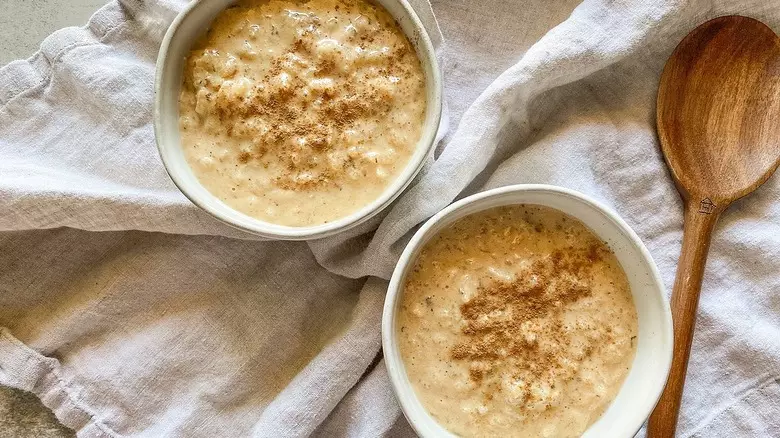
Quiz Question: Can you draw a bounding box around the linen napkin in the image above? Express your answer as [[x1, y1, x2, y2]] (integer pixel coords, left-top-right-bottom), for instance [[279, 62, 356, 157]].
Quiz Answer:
[[1, 0, 780, 437]]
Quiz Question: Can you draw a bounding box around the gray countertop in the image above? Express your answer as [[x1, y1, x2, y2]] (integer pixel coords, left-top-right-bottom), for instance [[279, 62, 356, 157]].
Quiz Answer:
[[0, 386, 74, 437], [0, 0, 109, 64], [0, 3, 107, 434]]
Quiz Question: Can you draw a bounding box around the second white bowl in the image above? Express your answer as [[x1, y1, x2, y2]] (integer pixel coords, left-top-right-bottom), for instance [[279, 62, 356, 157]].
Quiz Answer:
[[382, 184, 673, 437]]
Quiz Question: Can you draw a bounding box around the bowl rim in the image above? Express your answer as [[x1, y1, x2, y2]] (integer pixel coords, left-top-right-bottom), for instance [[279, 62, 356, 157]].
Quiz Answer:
[[381, 183, 673, 437], [153, 0, 443, 240]]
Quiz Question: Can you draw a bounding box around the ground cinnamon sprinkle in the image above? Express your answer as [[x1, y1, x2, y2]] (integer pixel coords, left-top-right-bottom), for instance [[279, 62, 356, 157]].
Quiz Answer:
[[314, 59, 336, 76], [450, 244, 607, 405], [213, 48, 383, 188]]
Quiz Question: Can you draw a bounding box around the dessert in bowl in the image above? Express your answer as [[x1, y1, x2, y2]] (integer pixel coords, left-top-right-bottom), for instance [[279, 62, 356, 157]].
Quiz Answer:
[[383, 185, 673, 437], [155, 0, 442, 239]]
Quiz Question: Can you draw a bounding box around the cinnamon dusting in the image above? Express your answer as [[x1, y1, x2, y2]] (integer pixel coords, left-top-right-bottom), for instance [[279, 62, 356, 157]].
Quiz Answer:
[[450, 243, 608, 407]]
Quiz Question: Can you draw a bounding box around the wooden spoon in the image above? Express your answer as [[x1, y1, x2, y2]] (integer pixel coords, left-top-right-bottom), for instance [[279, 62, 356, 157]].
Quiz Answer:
[[647, 15, 780, 437]]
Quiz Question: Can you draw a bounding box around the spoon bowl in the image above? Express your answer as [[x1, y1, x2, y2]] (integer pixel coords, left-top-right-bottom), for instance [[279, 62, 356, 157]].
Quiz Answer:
[[648, 15, 780, 437], [657, 15, 780, 209]]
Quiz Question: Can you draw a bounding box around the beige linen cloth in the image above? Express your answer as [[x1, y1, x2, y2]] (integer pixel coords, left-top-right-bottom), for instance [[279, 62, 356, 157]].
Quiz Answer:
[[1, 0, 780, 436]]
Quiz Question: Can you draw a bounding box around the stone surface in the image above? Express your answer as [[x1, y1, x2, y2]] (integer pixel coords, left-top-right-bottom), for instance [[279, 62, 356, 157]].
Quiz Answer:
[[0, 0, 109, 64], [0, 386, 74, 437]]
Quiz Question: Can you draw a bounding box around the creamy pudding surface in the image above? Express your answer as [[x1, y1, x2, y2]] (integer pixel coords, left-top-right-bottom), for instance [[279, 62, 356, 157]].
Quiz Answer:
[[178, 0, 426, 226], [398, 205, 638, 438]]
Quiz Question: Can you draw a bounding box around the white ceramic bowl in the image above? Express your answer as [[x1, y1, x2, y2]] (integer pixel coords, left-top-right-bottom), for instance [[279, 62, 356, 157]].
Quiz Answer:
[[154, 0, 442, 240], [382, 184, 673, 437]]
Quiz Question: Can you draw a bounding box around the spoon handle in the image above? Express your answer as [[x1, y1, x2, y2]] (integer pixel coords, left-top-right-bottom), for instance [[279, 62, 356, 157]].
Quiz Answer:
[[647, 200, 720, 437]]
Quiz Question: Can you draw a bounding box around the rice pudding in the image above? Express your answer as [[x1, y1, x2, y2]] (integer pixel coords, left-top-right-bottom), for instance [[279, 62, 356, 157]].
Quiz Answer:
[[178, 0, 426, 226], [398, 205, 638, 437]]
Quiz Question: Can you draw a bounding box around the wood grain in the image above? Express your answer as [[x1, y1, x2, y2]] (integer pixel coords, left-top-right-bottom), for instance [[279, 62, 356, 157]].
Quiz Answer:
[[646, 204, 719, 436], [648, 16, 780, 437]]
